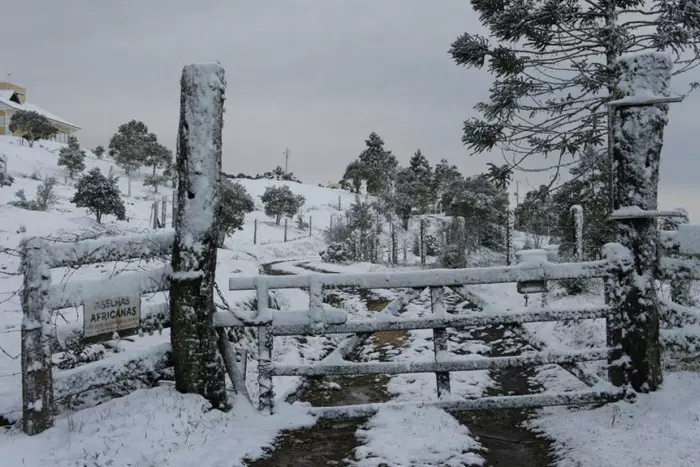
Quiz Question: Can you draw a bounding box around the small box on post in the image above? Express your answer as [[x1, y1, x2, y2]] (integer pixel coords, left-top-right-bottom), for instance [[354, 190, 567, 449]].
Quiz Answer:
[[515, 249, 549, 294]]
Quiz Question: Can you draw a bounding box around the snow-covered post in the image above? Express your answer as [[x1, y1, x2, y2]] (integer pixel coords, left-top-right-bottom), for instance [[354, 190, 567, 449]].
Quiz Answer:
[[256, 280, 274, 414], [570, 205, 584, 261], [169, 63, 227, 409], [430, 287, 451, 398], [338, 195, 341, 211], [391, 222, 398, 265], [161, 196, 167, 228], [456, 216, 467, 268], [171, 190, 176, 227], [20, 238, 54, 435], [420, 218, 427, 267], [608, 52, 675, 392], [152, 201, 159, 229], [506, 208, 514, 266], [403, 234, 408, 265], [284, 218, 288, 242], [253, 219, 258, 245]]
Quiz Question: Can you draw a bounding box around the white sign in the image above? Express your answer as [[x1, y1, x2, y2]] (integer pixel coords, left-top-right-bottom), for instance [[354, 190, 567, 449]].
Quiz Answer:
[[83, 295, 141, 338]]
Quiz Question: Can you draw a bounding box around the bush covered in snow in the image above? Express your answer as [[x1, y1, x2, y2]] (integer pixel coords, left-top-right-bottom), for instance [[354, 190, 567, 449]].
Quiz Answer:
[[9, 176, 58, 211], [218, 179, 255, 246], [260, 185, 305, 225], [71, 167, 126, 223], [322, 241, 353, 263]]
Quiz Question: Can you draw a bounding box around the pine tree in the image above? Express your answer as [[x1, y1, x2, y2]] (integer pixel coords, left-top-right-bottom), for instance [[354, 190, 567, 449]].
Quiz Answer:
[[260, 185, 305, 224], [443, 174, 508, 250], [218, 180, 255, 247], [71, 168, 126, 224], [343, 132, 398, 195], [93, 145, 105, 158], [515, 185, 557, 236], [407, 149, 434, 213], [432, 159, 462, 212], [57, 136, 86, 179], [552, 146, 614, 260], [8, 111, 57, 147], [450, 0, 700, 178], [341, 160, 368, 193]]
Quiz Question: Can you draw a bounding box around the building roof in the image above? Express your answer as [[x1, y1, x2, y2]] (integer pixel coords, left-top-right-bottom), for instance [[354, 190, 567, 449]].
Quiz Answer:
[[0, 91, 80, 129]]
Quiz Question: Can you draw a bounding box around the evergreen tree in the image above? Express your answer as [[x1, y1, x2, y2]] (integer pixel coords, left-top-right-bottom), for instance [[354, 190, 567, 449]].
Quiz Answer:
[[392, 167, 415, 229], [552, 146, 614, 260], [432, 159, 462, 211], [341, 160, 368, 193], [8, 111, 57, 147], [406, 149, 434, 213], [71, 168, 126, 224], [450, 0, 700, 180], [218, 180, 255, 247], [93, 145, 105, 158], [358, 132, 398, 194], [515, 185, 557, 236], [260, 185, 305, 224], [57, 135, 86, 179], [343, 132, 398, 195], [443, 174, 508, 250]]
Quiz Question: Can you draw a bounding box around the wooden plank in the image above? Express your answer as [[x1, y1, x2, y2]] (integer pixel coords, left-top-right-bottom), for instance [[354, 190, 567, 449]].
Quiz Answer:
[[272, 348, 610, 376], [309, 388, 627, 420], [214, 305, 612, 335], [229, 259, 617, 291]]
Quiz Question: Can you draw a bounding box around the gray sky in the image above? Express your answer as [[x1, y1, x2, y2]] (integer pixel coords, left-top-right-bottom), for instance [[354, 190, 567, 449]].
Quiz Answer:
[[2, 0, 699, 218]]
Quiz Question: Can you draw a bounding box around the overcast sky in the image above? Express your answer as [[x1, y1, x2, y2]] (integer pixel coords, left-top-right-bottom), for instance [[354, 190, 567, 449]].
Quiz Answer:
[[2, 0, 699, 218]]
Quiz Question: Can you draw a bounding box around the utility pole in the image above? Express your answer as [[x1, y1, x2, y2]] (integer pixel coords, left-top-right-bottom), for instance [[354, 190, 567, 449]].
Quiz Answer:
[[513, 181, 520, 207], [6, 72, 10, 82], [284, 148, 290, 176]]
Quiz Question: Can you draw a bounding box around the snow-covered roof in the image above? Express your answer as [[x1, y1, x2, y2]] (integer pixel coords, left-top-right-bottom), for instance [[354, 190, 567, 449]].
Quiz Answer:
[[0, 91, 79, 129]]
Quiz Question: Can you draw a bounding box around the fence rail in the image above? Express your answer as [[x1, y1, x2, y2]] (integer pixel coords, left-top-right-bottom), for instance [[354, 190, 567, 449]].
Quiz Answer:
[[21, 231, 174, 435]]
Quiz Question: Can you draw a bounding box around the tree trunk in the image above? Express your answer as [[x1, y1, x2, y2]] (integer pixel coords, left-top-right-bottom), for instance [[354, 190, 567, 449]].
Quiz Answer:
[[170, 63, 227, 410]]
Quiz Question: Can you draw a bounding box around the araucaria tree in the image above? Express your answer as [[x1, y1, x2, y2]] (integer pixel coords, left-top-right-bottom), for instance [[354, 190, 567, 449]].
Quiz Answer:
[[71, 167, 126, 223], [261, 185, 305, 224], [57, 135, 86, 179], [450, 0, 700, 178], [218, 179, 255, 246], [343, 132, 398, 195], [9, 111, 57, 147]]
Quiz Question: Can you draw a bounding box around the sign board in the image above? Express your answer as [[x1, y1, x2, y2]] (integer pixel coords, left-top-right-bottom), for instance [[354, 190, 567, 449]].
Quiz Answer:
[[83, 295, 141, 338]]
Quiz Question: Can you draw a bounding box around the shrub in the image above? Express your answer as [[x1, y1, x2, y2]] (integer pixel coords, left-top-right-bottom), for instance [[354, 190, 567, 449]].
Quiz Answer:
[[322, 241, 353, 263], [8, 177, 58, 211]]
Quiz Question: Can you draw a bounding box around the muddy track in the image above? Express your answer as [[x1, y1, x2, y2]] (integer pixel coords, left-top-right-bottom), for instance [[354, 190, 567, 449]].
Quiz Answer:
[[246, 261, 395, 466], [449, 320, 554, 466]]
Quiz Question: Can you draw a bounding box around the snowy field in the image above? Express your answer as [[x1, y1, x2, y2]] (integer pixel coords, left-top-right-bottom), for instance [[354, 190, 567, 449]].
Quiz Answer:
[[0, 136, 699, 466]]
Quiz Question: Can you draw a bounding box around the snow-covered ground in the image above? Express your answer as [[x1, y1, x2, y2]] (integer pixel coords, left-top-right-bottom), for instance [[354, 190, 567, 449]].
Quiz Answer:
[[1, 135, 700, 466]]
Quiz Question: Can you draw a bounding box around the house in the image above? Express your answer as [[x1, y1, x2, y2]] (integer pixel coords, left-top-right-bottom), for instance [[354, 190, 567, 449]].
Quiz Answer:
[[0, 82, 80, 143]]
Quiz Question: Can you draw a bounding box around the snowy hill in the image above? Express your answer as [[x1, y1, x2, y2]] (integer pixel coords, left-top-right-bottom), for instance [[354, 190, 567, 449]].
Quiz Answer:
[[0, 135, 357, 426]]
